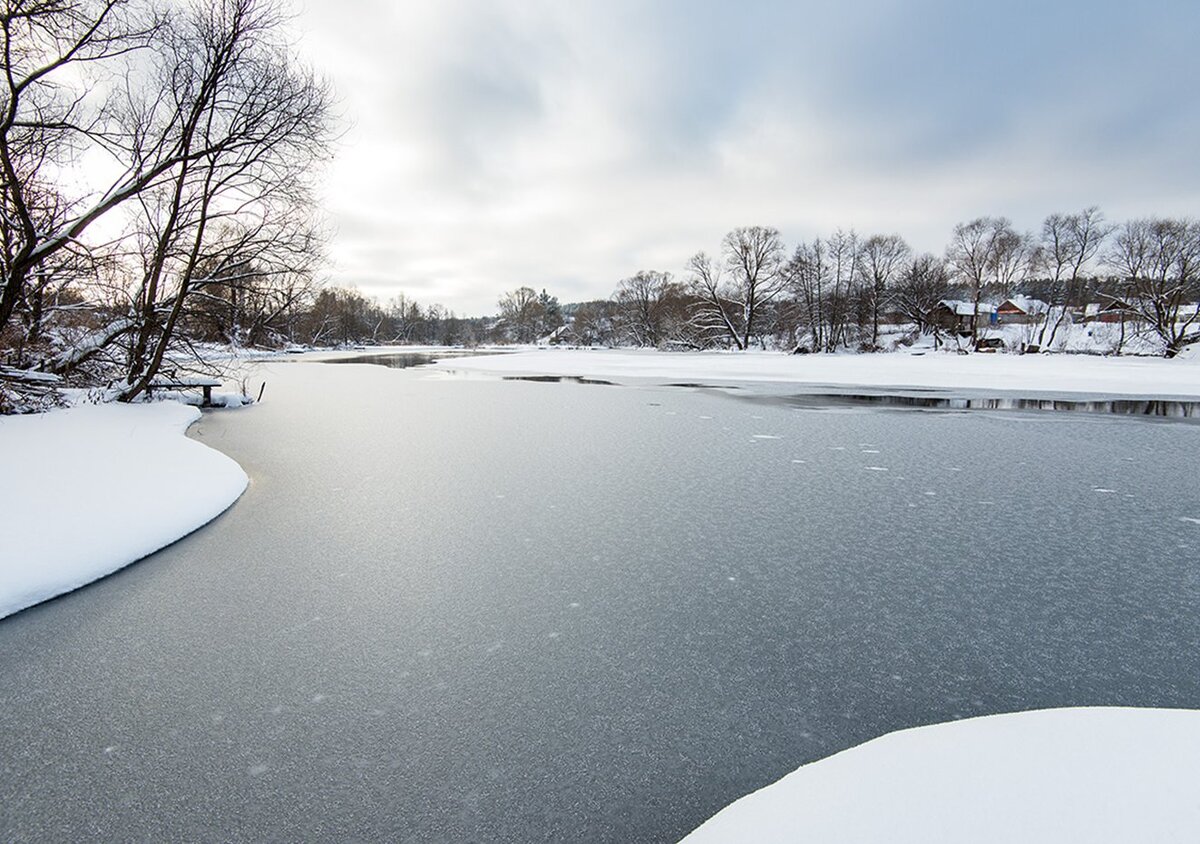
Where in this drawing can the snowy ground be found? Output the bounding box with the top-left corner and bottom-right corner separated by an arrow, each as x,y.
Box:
682,707 -> 1200,843
428,347 -> 1200,398
0,402 -> 248,619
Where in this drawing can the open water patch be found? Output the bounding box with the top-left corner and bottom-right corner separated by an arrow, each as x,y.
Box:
316,351 -> 506,370
753,392 -> 1200,419
501,375 -> 615,386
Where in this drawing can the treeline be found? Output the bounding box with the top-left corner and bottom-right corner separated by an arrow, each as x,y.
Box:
31,205 -> 1191,369
553,211 -> 1200,357
285,288 -> 493,347
0,0 -> 333,410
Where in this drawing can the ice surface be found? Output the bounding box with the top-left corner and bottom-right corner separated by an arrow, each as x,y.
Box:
681,707 -> 1200,843
2,361 -> 1199,842
0,402 -> 248,618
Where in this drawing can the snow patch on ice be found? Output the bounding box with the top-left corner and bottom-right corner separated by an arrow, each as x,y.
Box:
681,707 -> 1200,844
0,402 -> 248,619
429,348 -> 1200,398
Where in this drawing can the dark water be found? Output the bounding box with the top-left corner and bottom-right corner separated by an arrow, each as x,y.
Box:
318,350 -> 506,370
756,392 -> 1200,418
656,384 -> 1200,419
503,375 -> 616,386
2,363 -> 1199,842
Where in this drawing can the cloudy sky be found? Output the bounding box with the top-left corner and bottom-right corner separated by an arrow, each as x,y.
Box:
291,0 -> 1200,315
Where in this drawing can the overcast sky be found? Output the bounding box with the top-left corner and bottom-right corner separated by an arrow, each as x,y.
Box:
291,0 -> 1200,315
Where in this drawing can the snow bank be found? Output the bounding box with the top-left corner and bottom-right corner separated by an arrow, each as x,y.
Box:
431,348 -> 1200,397
0,402 -> 248,619
681,707 -> 1200,843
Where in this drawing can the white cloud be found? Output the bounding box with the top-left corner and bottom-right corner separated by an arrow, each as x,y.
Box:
289,0 -> 1200,314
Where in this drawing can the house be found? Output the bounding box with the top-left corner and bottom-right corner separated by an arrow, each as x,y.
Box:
996,295 -> 1049,324
927,300 -> 998,334
1083,296 -> 1135,324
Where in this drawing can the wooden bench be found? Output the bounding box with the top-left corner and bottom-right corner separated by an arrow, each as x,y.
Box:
148,377 -> 222,407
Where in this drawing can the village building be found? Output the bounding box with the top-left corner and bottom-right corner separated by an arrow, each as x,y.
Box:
927,300 -> 998,335
996,295 -> 1049,324
1083,295 -> 1135,323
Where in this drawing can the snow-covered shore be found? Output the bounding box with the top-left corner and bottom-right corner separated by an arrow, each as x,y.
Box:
429,347 -> 1200,398
0,402 -> 247,619
682,707 -> 1200,843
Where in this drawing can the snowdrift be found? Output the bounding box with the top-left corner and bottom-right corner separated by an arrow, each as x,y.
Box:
0,402 -> 248,619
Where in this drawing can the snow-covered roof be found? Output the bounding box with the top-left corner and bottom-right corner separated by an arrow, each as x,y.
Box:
937,299 -> 996,316
998,295 -> 1049,314
536,324 -> 571,345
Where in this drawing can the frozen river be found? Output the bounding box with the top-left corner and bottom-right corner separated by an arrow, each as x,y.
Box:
3,358 -> 1200,842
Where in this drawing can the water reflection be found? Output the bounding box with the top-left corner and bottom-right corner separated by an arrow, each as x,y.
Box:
318,351 -> 503,369
502,375 -> 615,386
763,392 -> 1200,418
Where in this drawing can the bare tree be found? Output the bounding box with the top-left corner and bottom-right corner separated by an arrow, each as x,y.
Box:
613,269 -> 678,347
684,250 -> 742,349
857,233 -> 910,349
497,285 -> 542,343
991,227 -> 1040,295
892,253 -> 952,333
113,0 -> 332,400
0,0 -> 164,347
783,238 -> 828,351
568,299 -> 617,347
828,230 -> 856,349
1036,207 -> 1111,348
1106,218 -> 1200,356
0,0 -> 332,399
722,226 -> 787,349
945,217 -> 1018,343
385,293 -> 423,344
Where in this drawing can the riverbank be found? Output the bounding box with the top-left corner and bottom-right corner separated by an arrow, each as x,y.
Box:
0,402 -> 248,618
